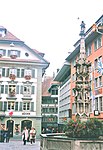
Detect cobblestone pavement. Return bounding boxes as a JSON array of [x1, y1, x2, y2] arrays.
[[0, 140, 40, 150]]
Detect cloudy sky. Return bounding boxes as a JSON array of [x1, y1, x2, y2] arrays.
[[0, 0, 103, 76]]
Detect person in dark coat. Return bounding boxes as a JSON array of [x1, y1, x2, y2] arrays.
[[4, 128, 10, 143]]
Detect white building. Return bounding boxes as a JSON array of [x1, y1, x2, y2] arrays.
[[54, 62, 71, 127], [0, 26, 49, 138]]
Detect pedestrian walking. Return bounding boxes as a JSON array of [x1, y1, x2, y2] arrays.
[[22, 127, 28, 145], [29, 127, 36, 144]]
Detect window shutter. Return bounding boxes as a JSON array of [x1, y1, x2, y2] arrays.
[[1, 85, 4, 94], [31, 86, 35, 94], [32, 70, 35, 78], [19, 102, 22, 111], [6, 68, 9, 77], [31, 102, 34, 111], [16, 85, 19, 94], [4, 102, 7, 111], [0, 102, 2, 111], [20, 85, 23, 94], [5, 85, 8, 94], [15, 102, 18, 111], [8, 50, 10, 56]]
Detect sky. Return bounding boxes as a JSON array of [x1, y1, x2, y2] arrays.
[[0, 0, 103, 76]]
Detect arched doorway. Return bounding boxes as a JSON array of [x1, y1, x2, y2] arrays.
[[21, 120, 32, 132], [7, 120, 14, 137]]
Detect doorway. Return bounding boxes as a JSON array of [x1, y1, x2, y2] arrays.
[[7, 120, 14, 137], [21, 120, 32, 132]]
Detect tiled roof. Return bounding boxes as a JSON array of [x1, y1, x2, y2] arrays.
[[0, 26, 21, 41], [0, 31, 21, 41], [42, 76, 53, 96]]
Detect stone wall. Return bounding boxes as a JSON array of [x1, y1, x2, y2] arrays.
[[40, 134, 103, 150]]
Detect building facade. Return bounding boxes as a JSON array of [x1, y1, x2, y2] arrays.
[[42, 76, 59, 133], [54, 62, 72, 130], [0, 26, 49, 137], [54, 15, 103, 121]]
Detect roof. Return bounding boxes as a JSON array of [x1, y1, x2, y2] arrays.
[[0, 26, 21, 42], [42, 76, 53, 96], [0, 26, 50, 70], [54, 61, 71, 82]]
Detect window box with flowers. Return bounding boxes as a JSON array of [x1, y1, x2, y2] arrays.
[[9, 74, 16, 80], [25, 75, 31, 80], [10, 55, 17, 59]]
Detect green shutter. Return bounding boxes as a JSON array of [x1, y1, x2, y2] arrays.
[[20, 85, 23, 94], [4, 102, 7, 111], [16, 85, 19, 94], [19, 102, 22, 111], [0, 102, 2, 111], [1, 85, 4, 93], [31, 86, 35, 94], [31, 102, 34, 111], [15, 102, 18, 111], [32, 70, 35, 78], [5, 85, 8, 94]]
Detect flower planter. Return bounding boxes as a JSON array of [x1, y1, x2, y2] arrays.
[[24, 75, 31, 80], [10, 55, 17, 59], [9, 74, 16, 80]]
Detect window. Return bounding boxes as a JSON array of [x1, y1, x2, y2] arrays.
[[94, 36, 102, 50], [100, 97, 103, 111], [72, 74, 76, 81], [1, 85, 4, 93], [24, 85, 31, 94], [8, 101, 14, 110], [9, 68, 17, 75], [0, 49, 6, 56], [99, 76, 102, 87], [51, 89, 58, 95], [23, 102, 30, 110], [21, 69, 24, 77], [95, 98, 98, 110], [73, 59, 76, 66], [9, 85, 16, 96], [17, 69, 20, 77], [86, 44, 92, 56], [94, 59, 98, 69], [23, 85, 31, 97], [24, 69, 31, 76], [98, 36, 102, 47], [98, 56, 102, 63], [95, 78, 98, 88], [2, 68, 5, 77], [8, 50, 20, 57]]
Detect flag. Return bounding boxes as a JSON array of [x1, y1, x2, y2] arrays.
[[97, 60, 103, 75]]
